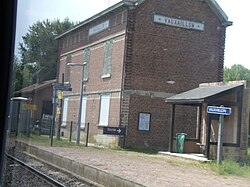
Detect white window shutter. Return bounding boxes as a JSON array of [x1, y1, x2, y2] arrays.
[[80, 97, 87, 128], [99, 95, 110, 126], [62, 97, 68, 126]]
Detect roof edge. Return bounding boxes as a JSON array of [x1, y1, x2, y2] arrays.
[[205, 0, 232, 27], [55, 0, 232, 40], [15, 79, 56, 94], [55, 0, 136, 40]]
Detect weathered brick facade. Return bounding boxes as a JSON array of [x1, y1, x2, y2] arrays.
[[56, 0, 231, 150]]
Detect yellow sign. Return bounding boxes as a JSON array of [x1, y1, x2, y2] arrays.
[[56, 106, 61, 115], [21, 104, 37, 110], [57, 90, 63, 99]]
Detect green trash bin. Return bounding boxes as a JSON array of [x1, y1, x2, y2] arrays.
[[176, 133, 187, 153]]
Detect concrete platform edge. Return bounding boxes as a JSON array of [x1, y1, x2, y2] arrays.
[[15, 141, 145, 187]]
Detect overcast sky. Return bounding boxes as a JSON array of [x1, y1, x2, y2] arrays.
[[15, 0, 250, 69]]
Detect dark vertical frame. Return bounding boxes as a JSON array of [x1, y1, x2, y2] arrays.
[[197, 105, 202, 141], [0, 0, 17, 183], [169, 104, 175, 152], [236, 88, 243, 146], [205, 114, 211, 159]]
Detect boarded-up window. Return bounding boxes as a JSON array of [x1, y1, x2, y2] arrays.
[[102, 40, 113, 78], [65, 55, 71, 82], [83, 48, 90, 81], [116, 13, 122, 25]]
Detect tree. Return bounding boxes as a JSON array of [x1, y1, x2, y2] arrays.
[[17, 18, 75, 89], [223, 64, 250, 82]]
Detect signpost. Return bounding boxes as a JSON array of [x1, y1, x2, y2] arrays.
[[50, 81, 72, 146], [103, 127, 126, 136], [207, 105, 232, 164], [53, 83, 72, 91], [21, 104, 37, 110], [103, 126, 126, 148]]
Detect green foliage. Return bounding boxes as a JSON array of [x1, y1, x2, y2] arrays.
[[224, 64, 250, 82], [15, 18, 75, 91], [210, 159, 250, 177]]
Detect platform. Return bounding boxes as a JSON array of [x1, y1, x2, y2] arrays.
[[158, 151, 210, 162]]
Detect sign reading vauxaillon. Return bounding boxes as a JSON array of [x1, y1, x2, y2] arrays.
[[207, 106, 232, 116], [153, 14, 204, 31]]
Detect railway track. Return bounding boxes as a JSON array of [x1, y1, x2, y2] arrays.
[[4, 149, 96, 187], [5, 152, 67, 187]]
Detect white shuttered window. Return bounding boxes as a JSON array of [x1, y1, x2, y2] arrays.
[[62, 97, 68, 127], [99, 94, 110, 126], [80, 97, 87, 128]]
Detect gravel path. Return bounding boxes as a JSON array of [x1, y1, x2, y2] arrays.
[[30, 145, 250, 187]]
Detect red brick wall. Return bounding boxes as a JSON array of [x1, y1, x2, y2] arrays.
[[129, 0, 225, 92], [57, 0, 228, 150], [124, 0, 227, 150], [57, 7, 127, 143], [58, 8, 128, 55], [125, 95, 170, 149]]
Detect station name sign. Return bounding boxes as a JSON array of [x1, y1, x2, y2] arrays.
[[153, 14, 204, 31], [207, 106, 232, 116], [89, 20, 109, 36]]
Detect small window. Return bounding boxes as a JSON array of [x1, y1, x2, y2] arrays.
[[99, 94, 111, 126], [138, 112, 151, 131], [115, 13, 122, 25], [80, 31, 84, 41], [102, 40, 113, 78]]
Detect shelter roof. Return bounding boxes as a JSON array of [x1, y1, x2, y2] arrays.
[[165, 83, 243, 104], [15, 79, 56, 95]]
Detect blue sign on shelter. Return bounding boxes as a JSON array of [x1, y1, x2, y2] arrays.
[[207, 106, 232, 115]]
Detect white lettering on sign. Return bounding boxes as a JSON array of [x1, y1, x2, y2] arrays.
[[207, 106, 232, 115], [89, 20, 109, 36], [107, 128, 116, 132], [153, 14, 204, 31]]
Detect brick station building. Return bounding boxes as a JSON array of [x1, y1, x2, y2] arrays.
[[56, 0, 232, 150]]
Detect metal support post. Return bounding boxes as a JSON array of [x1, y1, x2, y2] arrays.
[[217, 114, 224, 164]]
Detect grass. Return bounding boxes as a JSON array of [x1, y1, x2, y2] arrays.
[[210, 159, 250, 177], [16, 134, 79, 147], [207, 148, 250, 177]]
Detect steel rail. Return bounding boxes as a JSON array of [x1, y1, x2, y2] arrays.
[[5, 152, 67, 187]]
